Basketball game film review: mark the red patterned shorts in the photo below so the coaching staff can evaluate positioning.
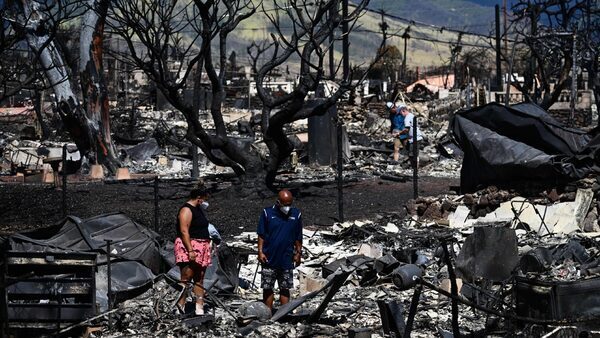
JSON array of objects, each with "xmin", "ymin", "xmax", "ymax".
[{"xmin": 174, "ymin": 238, "xmax": 212, "ymax": 267}]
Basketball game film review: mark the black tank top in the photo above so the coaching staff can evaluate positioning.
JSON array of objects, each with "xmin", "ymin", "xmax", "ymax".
[{"xmin": 176, "ymin": 203, "xmax": 210, "ymax": 239}]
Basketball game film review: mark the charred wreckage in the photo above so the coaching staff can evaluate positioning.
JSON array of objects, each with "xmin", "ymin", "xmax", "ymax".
[{"xmin": 3, "ymin": 101, "xmax": 600, "ymax": 337}]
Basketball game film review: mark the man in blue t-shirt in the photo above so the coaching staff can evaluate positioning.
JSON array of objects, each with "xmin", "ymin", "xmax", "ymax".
[
  {"xmin": 387, "ymin": 101, "xmax": 409, "ymax": 162},
  {"xmin": 257, "ymin": 189, "xmax": 303, "ymax": 310}
]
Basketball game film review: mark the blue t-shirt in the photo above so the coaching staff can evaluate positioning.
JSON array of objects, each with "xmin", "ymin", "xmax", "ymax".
[
  {"xmin": 391, "ymin": 113, "xmax": 408, "ymax": 140},
  {"xmin": 257, "ymin": 205, "xmax": 303, "ymax": 270}
]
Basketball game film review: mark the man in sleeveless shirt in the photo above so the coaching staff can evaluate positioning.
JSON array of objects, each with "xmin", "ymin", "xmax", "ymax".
[{"xmin": 257, "ymin": 189, "xmax": 303, "ymax": 311}]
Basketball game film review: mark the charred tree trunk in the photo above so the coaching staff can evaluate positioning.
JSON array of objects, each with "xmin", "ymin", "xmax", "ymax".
[
  {"xmin": 79, "ymin": 0, "xmax": 119, "ymax": 171},
  {"xmin": 33, "ymin": 88, "xmax": 50, "ymax": 139},
  {"xmin": 19, "ymin": 0, "xmax": 119, "ymax": 173},
  {"xmin": 21, "ymin": 0, "xmax": 93, "ymax": 156}
]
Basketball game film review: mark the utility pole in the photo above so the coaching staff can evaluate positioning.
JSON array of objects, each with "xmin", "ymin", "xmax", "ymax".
[
  {"xmin": 503, "ymin": 0, "xmax": 508, "ymax": 55},
  {"xmin": 495, "ymin": 4, "xmax": 502, "ymax": 91},
  {"xmin": 329, "ymin": 5, "xmax": 335, "ymax": 79},
  {"xmin": 380, "ymin": 10, "xmax": 387, "ymax": 46},
  {"xmin": 402, "ymin": 27, "xmax": 411, "ymax": 81}
]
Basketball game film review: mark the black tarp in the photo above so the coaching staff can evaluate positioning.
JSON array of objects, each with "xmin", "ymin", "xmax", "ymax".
[
  {"xmin": 6, "ymin": 213, "xmax": 162, "ymax": 310},
  {"xmin": 451, "ymin": 102, "xmax": 599, "ymax": 192},
  {"xmin": 124, "ymin": 138, "xmax": 161, "ymax": 162},
  {"xmin": 4, "ymin": 213, "xmax": 239, "ymax": 311},
  {"xmin": 7, "ymin": 213, "xmax": 162, "ymax": 272}
]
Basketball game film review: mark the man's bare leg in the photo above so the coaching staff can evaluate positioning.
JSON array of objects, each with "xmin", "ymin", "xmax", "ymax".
[
  {"xmin": 263, "ymin": 289, "xmax": 275, "ymax": 310},
  {"xmin": 280, "ymin": 288, "xmax": 290, "ymax": 305}
]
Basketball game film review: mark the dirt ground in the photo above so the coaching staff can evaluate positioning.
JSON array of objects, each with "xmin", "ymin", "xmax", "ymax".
[{"xmin": 0, "ymin": 176, "xmax": 458, "ymax": 240}]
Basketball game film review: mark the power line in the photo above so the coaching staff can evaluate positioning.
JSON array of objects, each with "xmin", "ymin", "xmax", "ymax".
[
  {"xmin": 352, "ymin": 3, "xmax": 500, "ymax": 40},
  {"xmin": 355, "ymin": 28, "xmax": 494, "ymax": 49}
]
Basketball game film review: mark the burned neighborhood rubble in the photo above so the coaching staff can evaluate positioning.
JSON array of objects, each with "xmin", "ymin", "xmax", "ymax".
[
  {"xmin": 4, "ymin": 100, "xmax": 600, "ymax": 337},
  {"xmin": 1, "ymin": 98, "xmax": 461, "ymax": 183},
  {"xmin": 2, "ymin": 0, "xmax": 600, "ymax": 335},
  {"xmin": 4, "ymin": 177, "xmax": 600, "ymax": 337}
]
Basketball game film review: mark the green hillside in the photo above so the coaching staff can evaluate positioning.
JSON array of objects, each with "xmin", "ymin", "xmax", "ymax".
[
  {"xmin": 223, "ymin": 1, "xmax": 494, "ymax": 70},
  {"xmin": 365, "ymin": 0, "xmax": 496, "ymax": 35}
]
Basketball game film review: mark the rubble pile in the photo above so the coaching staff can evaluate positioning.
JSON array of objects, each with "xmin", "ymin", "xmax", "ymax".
[
  {"xmin": 1, "ymin": 100, "xmax": 459, "ymax": 182},
  {"xmin": 406, "ymin": 186, "xmax": 517, "ymax": 222},
  {"xmin": 117, "ymin": 102, "xmax": 461, "ymax": 181},
  {"xmin": 4, "ymin": 184, "xmax": 600, "ymax": 336},
  {"xmin": 69, "ymin": 205, "xmax": 600, "ymax": 337},
  {"xmin": 79, "ymin": 215, "xmax": 485, "ymax": 337},
  {"xmin": 405, "ymin": 178, "xmax": 600, "ymax": 234}
]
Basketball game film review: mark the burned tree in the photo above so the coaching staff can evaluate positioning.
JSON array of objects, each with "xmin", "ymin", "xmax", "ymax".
[
  {"xmin": 6, "ymin": 0, "xmax": 120, "ymax": 172},
  {"xmin": 106, "ymin": 0, "xmax": 256, "ymax": 183},
  {"xmin": 0, "ymin": 0, "xmax": 69, "ymax": 138},
  {"xmin": 78, "ymin": 0, "xmax": 119, "ymax": 168},
  {"xmin": 249, "ymin": 0, "xmax": 374, "ymax": 186},
  {"xmin": 0, "ymin": 4, "xmax": 40, "ymax": 105},
  {"xmin": 107, "ymin": 0, "xmax": 377, "ymax": 191},
  {"xmin": 369, "ymin": 45, "xmax": 402, "ymax": 84},
  {"xmin": 505, "ymin": 0, "xmax": 599, "ymax": 109}
]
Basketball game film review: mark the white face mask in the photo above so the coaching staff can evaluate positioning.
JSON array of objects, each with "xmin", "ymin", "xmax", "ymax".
[
  {"xmin": 279, "ymin": 205, "xmax": 291, "ymax": 215},
  {"xmin": 200, "ymin": 201, "xmax": 209, "ymax": 210}
]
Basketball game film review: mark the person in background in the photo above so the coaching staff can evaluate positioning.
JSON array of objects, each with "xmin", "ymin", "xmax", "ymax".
[
  {"xmin": 399, "ymin": 105, "xmax": 423, "ymax": 168},
  {"xmin": 173, "ymin": 188, "xmax": 212, "ymax": 316},
  {"xmin": 387, "ymin": 101, "xmax": 409, "ymax": 162},
  {"xmin": 257, "ymin": 189, "xmax": 303, "ymax": 311}
]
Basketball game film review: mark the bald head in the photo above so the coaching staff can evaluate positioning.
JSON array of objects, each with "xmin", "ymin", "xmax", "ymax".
[{"xmin": 278, "ymin": 189, "xmax": 293, "ymax": 206}]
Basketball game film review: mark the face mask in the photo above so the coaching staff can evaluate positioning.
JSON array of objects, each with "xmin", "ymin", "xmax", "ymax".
[
  {"xmin": 200, "ymin": 201, "xmax": 209, "ymax": 210},
  {"xmin": 279, "ymin": 205, "xmax": 291, "ymax": 215}
]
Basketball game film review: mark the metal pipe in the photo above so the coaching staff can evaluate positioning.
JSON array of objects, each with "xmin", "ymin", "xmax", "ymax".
[
  {"xmin": 106, "ymin": 239, "xmax": 113, "ymax": 331},
  {"xmin": 337, "ymin": 120, "xmax": 344, "ymax": 222},
  {"xmin": 403, "ymin": 284, "xmax": 423, "ymax": 338},
  {"xmin": 329, "ymin": 5, "xmax": 335, "ymax": 79},
  {"xmin": 495, "ymin": 5, "xmax": 502, "ymax": 90},
  {"xmin": 570, "ymin": 33, "xmax": 577, "ymax": 127},
  {"xmin": 402, "ymin": 35, "xmax": 408, "ymax": 81},
  {"xmin": 62, "ymin": 144, "xmax": 67, "ymax": 218},
  {"xmin": 342, "ymin": 0, "xmax": 349, "ymax": 80},
  {"xmin": 442, "ymin": 240, "xmax": 461, "ymax": 337},
  {"xmin": 154, "ymin": 176, "xmax": 159, "ymax": 232},
  {"xmin": 412, "ymin": 116, "xmax": 418, "ymax": 199}
]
